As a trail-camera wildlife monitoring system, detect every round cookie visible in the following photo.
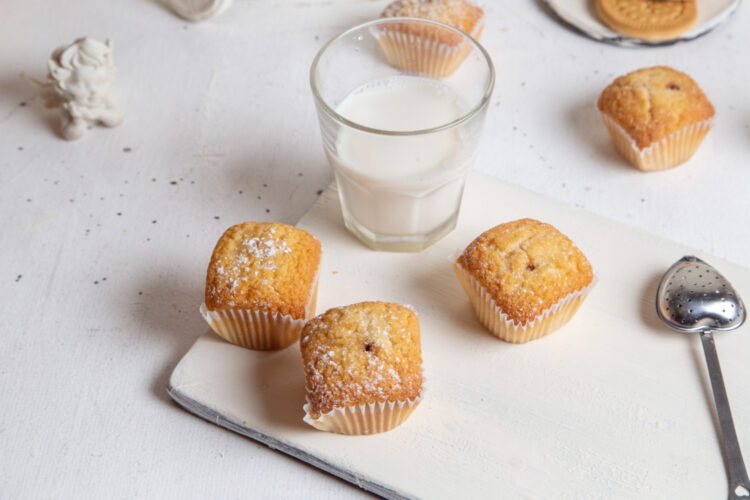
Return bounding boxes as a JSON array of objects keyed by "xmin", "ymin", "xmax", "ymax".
[{"xmin": 595, "ymin": 0, "xmax": 697, "ymax": 41}]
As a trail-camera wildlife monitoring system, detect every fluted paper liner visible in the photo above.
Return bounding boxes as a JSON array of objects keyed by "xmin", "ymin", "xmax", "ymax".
[
  {"xmin": 200, "ymin": 273, "xmax": 319, "ymax": 351},
  {"xmin": 600, "ymin": 112, "xmax": 713, "ymax": 172},
  {"xmin": 374, "ymin": 21, "xmax": 485, "ymax": 78},
  {"xmin": 303, "ymin": 393, "xmax": 422, "ymax": 435},
  {"xmin": 454, "ymin": 263, "xmax": 596, "ymax": 343}
]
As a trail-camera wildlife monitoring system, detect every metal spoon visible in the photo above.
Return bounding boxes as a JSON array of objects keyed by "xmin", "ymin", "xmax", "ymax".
[{"xmin": 656, "ymin": 256, "xmax": 749, "ymax": 499}]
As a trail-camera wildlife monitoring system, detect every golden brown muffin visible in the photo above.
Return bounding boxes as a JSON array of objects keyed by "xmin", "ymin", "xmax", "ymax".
[
  {"xmin": 595, "ymin": 0, "xmax": 697, "ymax": 41},
  {"xmin": 205, "ymin": 222, "xmax": 320, "ymax": 317},
  {"xmin": 378, "ymin": 0, "xmax": 485, "ymax": 78},
  {"xmin": 202, "ymin": 222, "xmax": 321, "ymax": 350},
  {"xmin": 597, "ymin": 66, "xmax": 714, "ymax": 171},
  {"xmin": 455, "ymin": 219, "xmax": 594, "ymax": 343},
  {"xmin": 301, "ymin": 301, "xmax": 423, "ymax": 434},
  {"xmin": 598, "ymin": 66, "xmax": 714, "ymax": 149}
]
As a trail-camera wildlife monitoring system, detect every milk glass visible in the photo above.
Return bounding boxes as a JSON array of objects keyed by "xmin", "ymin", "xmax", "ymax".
[{"xmin": 310, "ymin": 18, "xmax": 494, "ymax": 252}]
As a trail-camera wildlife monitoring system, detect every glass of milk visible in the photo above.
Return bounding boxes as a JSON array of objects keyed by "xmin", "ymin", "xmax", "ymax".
[{"xmin": 310, "ymin": 18, "xmax": 494, "ymax": 252}]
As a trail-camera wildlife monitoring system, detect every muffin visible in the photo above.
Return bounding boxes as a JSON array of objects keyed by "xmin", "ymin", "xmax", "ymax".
[
  {"xmin": 378, "ymin": 0, "xmax": 485, "ymax": 78},
  {"xmin": 454, "ymin": 219, "xmax": 595, "ymax": 343},
  {"xmin": 301, "ymin": 301, "xmax": 423, "ymax": 435},
  {"xmin": 201, "ymin": 222, "xmax": 321, "ymax": 350},
  {"xmin": 597, "ymin": 66, "xmax": 714, "ymax": 172},
  {"xmin": 595, "ymin": 0, "xmax": 697, "ymax": 41}
]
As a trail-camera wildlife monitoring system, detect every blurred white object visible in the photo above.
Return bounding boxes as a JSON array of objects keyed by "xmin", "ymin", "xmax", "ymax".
[
  {"xmin": 29, "ymin": 37, "xmax": 123, "ymax": 141},
  {"xmin": 169, "ymin": 0, "xmax": 232, "ymax": 21}
]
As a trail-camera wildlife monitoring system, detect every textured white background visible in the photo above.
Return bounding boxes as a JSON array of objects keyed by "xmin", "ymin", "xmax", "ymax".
[{"xmin": 1, "ymin": 0, "xmax": 748, "ymax": 498}]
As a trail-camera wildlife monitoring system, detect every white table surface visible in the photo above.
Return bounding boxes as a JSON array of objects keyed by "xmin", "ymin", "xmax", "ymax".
[{"xmin": 1, "ymin": 0, "xmax": 748, "ymax": 498}]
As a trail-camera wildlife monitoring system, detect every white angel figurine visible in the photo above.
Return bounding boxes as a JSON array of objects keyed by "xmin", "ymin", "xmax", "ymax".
[{"xmin": 30, "ymin": 37, "xmax": 123, "ymax": 141}]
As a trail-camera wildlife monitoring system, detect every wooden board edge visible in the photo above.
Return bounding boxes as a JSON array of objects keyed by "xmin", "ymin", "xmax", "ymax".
[{"xmin": 166, "ymin": 359, "xmax": 412, "ymax": 500}]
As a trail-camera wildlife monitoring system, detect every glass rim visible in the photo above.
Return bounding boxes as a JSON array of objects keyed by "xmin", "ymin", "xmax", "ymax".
[{"xmin": 309, "ymin": 17, "xmax": 495, "ymax": 137}]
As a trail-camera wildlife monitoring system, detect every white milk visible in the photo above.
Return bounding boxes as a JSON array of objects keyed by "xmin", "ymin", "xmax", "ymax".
[{"xmin": 331, "ymin": 76, "xmax": 471, "ymax": 238}]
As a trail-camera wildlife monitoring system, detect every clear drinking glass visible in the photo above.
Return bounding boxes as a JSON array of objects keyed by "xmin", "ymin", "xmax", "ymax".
[{"xmin": 310, "ymin": 18, "xmax": 495, "ymax": 252}]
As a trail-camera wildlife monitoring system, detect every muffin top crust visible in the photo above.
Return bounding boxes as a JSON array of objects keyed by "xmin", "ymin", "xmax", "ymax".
[
  {"xmin": 382, "ymin": 0, "xmax": 484, "ymax": 37},
  {"xmin": 301, "ymin": 301, "xmax": 423, "ymax": 418},
  {"xmin": 457, "ymin": 218, "xmax": 594, "ymax": 325},
  {"xmin": 205, "ymin": 221, "xmax": 321, "ymax": 318},
  {"xmin": 597, "ymin": 66, "xmax": 714, "ymax": 149}
]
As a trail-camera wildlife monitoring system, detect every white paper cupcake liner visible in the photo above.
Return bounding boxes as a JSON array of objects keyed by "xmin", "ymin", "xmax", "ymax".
[
  {"xmin": 374, "ymin": 20, "xmax": 484, "ymax": 78},
  {"xmin": 200, "ymin": 272, "xmax": 319, "ymax": 351},
  {"xmin": 200, "ymin": 305, "xmax": 307, "ymax": 350},
  {"xmin": 454, "ymin": 262, "xmax": 597, "ymax": 343},
  {"xmin": 303, "ymin": 393, "xmax": 423, "ymax": 435},
  {"xmin": 600, "ymin": 111, "xmax": 713, "ymax": 172}
]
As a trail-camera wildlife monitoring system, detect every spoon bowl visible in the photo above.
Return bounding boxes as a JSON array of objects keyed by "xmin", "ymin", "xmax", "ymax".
[{"xmin": 657, "ymin": 255, "xmax": 746, "ymax": 333}]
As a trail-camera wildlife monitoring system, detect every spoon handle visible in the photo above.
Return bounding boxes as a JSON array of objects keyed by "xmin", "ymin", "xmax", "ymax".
[{"xmin": 700, "ymin": 331, "xmax": 750, "ymax": 499}]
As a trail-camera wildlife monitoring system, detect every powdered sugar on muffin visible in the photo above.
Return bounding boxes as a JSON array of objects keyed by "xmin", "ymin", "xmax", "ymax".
[
  {"xmin": 301, "ymin": 302, "xmax": 422, "ymax": 419},
  {"xmin": 205, "ymin": 222, "xmax": 320, "ymax": 318}
]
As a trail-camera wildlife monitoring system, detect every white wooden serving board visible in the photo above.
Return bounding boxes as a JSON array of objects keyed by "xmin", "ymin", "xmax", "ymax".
[
  {"xmin": 541, "ymin": 0, "xmax": 742, "ymax": 47},
  {"xmin": 168, "ymin": 171, "xmax": 750, "ymax": 499}
]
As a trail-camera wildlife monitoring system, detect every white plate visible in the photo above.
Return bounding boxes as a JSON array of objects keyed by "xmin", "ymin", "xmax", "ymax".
[
  {"xmin": 168, "ymin": 171, "xmax": 750, "ymax": 499},
  {"xmin": 541, "ymin": 0, "xmax": 742, "ymax": 47}
]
